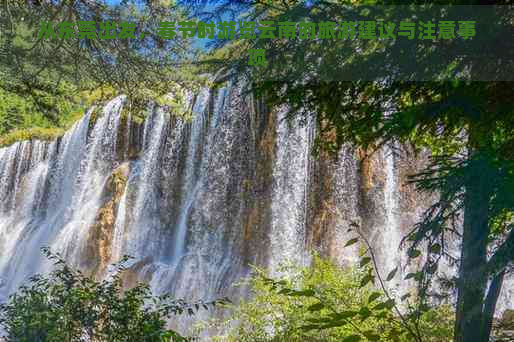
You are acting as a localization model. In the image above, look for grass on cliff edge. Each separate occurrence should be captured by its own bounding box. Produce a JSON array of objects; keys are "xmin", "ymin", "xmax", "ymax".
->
[
  {"xmin": 0, "ymin": 81, "xmax": 199, "ymax": 148},
  {"xmin": 0, "ymin": 127, "xmax": 69, "ymax": 148}
]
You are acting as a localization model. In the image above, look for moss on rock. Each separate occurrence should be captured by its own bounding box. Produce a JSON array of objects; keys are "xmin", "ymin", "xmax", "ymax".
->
[{"xmin": 0, "ymin": 127, "xmax": 66, "ymax": 147}]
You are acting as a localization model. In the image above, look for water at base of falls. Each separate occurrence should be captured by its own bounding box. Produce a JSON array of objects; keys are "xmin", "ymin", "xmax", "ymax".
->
[{"xmin": 0, "ymin": 83, "xmax": 512, "ymax": 336}]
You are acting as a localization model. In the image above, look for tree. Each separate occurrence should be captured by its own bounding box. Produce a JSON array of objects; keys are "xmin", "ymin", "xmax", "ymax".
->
[
  {"xmin": 0, "ymin": 0, "xmax": 198, "ymax": 126},
  {"xmin": 197, "ymin": 1, "xmax": 514, "ymax": 341},
  {"xmin": 0, "ymin": 248, "xmax": 225, "ymax": 341}
]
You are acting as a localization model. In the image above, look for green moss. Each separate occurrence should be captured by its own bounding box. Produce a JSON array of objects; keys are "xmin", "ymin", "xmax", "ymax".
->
[{"xmin": 0, "ymin": 127, "xmax": 66, "ymax": 147}]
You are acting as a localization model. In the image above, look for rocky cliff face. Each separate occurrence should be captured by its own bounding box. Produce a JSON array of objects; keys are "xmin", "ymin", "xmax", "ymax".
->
[{"xmin": 0, "ymin": 82, "xmax": 511, "ymax": 334}]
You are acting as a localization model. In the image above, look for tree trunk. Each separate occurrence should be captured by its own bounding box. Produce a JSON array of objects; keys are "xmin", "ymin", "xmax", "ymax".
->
[
  {"xmin": 454, "ymin": 157, "xmax": 492, "ymax": 342},
  {"xmin": 481, "ymin": 271, "xmax": 505, "ymax": 341}
]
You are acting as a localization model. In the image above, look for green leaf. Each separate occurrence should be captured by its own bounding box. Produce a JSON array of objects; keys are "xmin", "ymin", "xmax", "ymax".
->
[
  {"xmin": 342, "ymin": 335, "xmax": 361, "ymax": 342},
  {"xmin": 359, "ymin": 306, "xmax": 372, "ymax": 320},
  {"xmin": 320, "ymin": 320, "xmax": 347, "ymax": 329},
  {"xmin": 300, "ymin": 324, "xmax": 320, "ymax": 331},
  {"xmin": 288, "ymin": 289, "xmax": 315, "ymax": 297},
  {"xmin": 368, "ymin": 292, "xmax": 382, "ymax": 303},
  {"xmin": 360, "ymin": 257, "xmax": 371, "ymax": 267},
  {"xmin": 277, "ymin": 288, "xmax": 291, "ymax": 295},
  {"xmin": 363, "ymin": 330, "xmax": 381, "ymax": 341},
  {"xmin": 404, "ymin": 272, "xmax": 419, "ymax": 280},
  {"xmin": 373, "ymin": 301, "xmax": 387, "ymax": 311},
  {"xmin": 373, "ymin": 299, "xmax": 395, "ymax": 311},
  {"xmin": 307, "ymin": 302, "xmax": 324, "ymax": 312},
  {"xmin": 429, "ymin": 243, "xmax": 441, "ymax": 254},
  {"xmin": 332, "ymin": 310, "xmax": 358, "ymax": 320},
  {"xmin": 388, "ymin": 327, "xmax": 403, "ymax": 341},
  {"xmin": 360, "ymin": 274, "xmax": 374, "ymax": 288},
  {"xmin": 408, "ymin": 249, "xmax": 422, "ymax": 258},
  {"xmin": 306, "ymin": 317, "xmax": 325, "ymax": 324},
  {"xmin": 386, "ymin": 267, "xmax": 398, "ymax": 281},
  {"xmin": 384, "ymin": 299, "xmax": 396, "ymax": 309},
  {"xmin": 344, "ymin": 238, "xmax": 359, "ymax": 247}
]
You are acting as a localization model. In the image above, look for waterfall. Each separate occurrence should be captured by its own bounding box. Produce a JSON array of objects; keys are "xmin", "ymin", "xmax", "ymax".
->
[
  {"xmin": 128, "ymin": 107, "xmax": 167, "ymax": 258},
  {"xmin": 268, "ymin": 109, "xmax": 312, "ymax": 274},
  {"xmin": 172, "ymin": 87, "xmax": 210, "ymax": 262},
  {"xmin": 381, "ymin": 145, "xmax": 405, "ymax": 294},
  {"xmin": 0, "ymin": 83, "xmax": 512, "ymax": 336}
]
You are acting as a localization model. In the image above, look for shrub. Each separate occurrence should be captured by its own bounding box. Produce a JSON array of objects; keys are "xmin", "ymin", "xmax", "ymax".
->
[
  {"xmin": 0, "ymin": 127, "xmax": 66, "ymax": 147},
  {"xmin": 208, "ymin": 256, "xmax": 453, "ymax": 342},
  {"xmin": 0, "ymin": 248, "xmax": 224, "ymax": 342}
]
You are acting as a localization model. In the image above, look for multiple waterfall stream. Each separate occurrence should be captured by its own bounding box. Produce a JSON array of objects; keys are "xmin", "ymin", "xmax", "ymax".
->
[{"xmin": 0, "ymin": 83, "xmax": 512, "ymax": 334}]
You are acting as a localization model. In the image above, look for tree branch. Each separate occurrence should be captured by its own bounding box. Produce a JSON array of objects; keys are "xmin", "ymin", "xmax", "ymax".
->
[
  {"xmin": 487, "ymin": 228, "xmax": 514, "ymax": 276},
  {"xmin": 481, "ymin": 270, "xmax": 505, "ymax": 341}
]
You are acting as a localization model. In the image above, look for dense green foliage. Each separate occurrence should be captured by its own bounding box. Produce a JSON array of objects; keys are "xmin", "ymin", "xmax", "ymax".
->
[
  {"xmin": 208, "ymin": 256, "xmax": 453, "ymax": 342},
  {"xmin": 0, "ymin": 0, "xmax": 203, "ymax": 143},
  {"xmin": 0, "ymin": 83, "xmax": 81, "ymax": 133},
  {"xmin": 0, "ymin": 85, "xmax": 85, "ymax": 146},
  {"xmin": 0, "ymin": 248, "xmax": 224, "ymax": 342}
]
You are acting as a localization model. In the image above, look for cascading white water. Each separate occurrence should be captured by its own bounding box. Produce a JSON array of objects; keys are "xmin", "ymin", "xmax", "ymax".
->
[
  {"xmin": 380, "ymin": 145, "xmax": 408, "ymax": 296},
  {"xmin": 268, "ymin": 109, "xmax": 312, "ymax": 275},
  {"xmin": 0, "ymin": 97, "xmax": 127, "ymax": 295},
  {"xmin": 0, "ymin": 83, "xmax": 512, "ymax": 337},
  {"xmin": 128, "ymin": 107, "xmax": 167, "ymax": 258},
  {"xmin": 172, "ymin": 87, "xmax": 210, "ymax": 262}
]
